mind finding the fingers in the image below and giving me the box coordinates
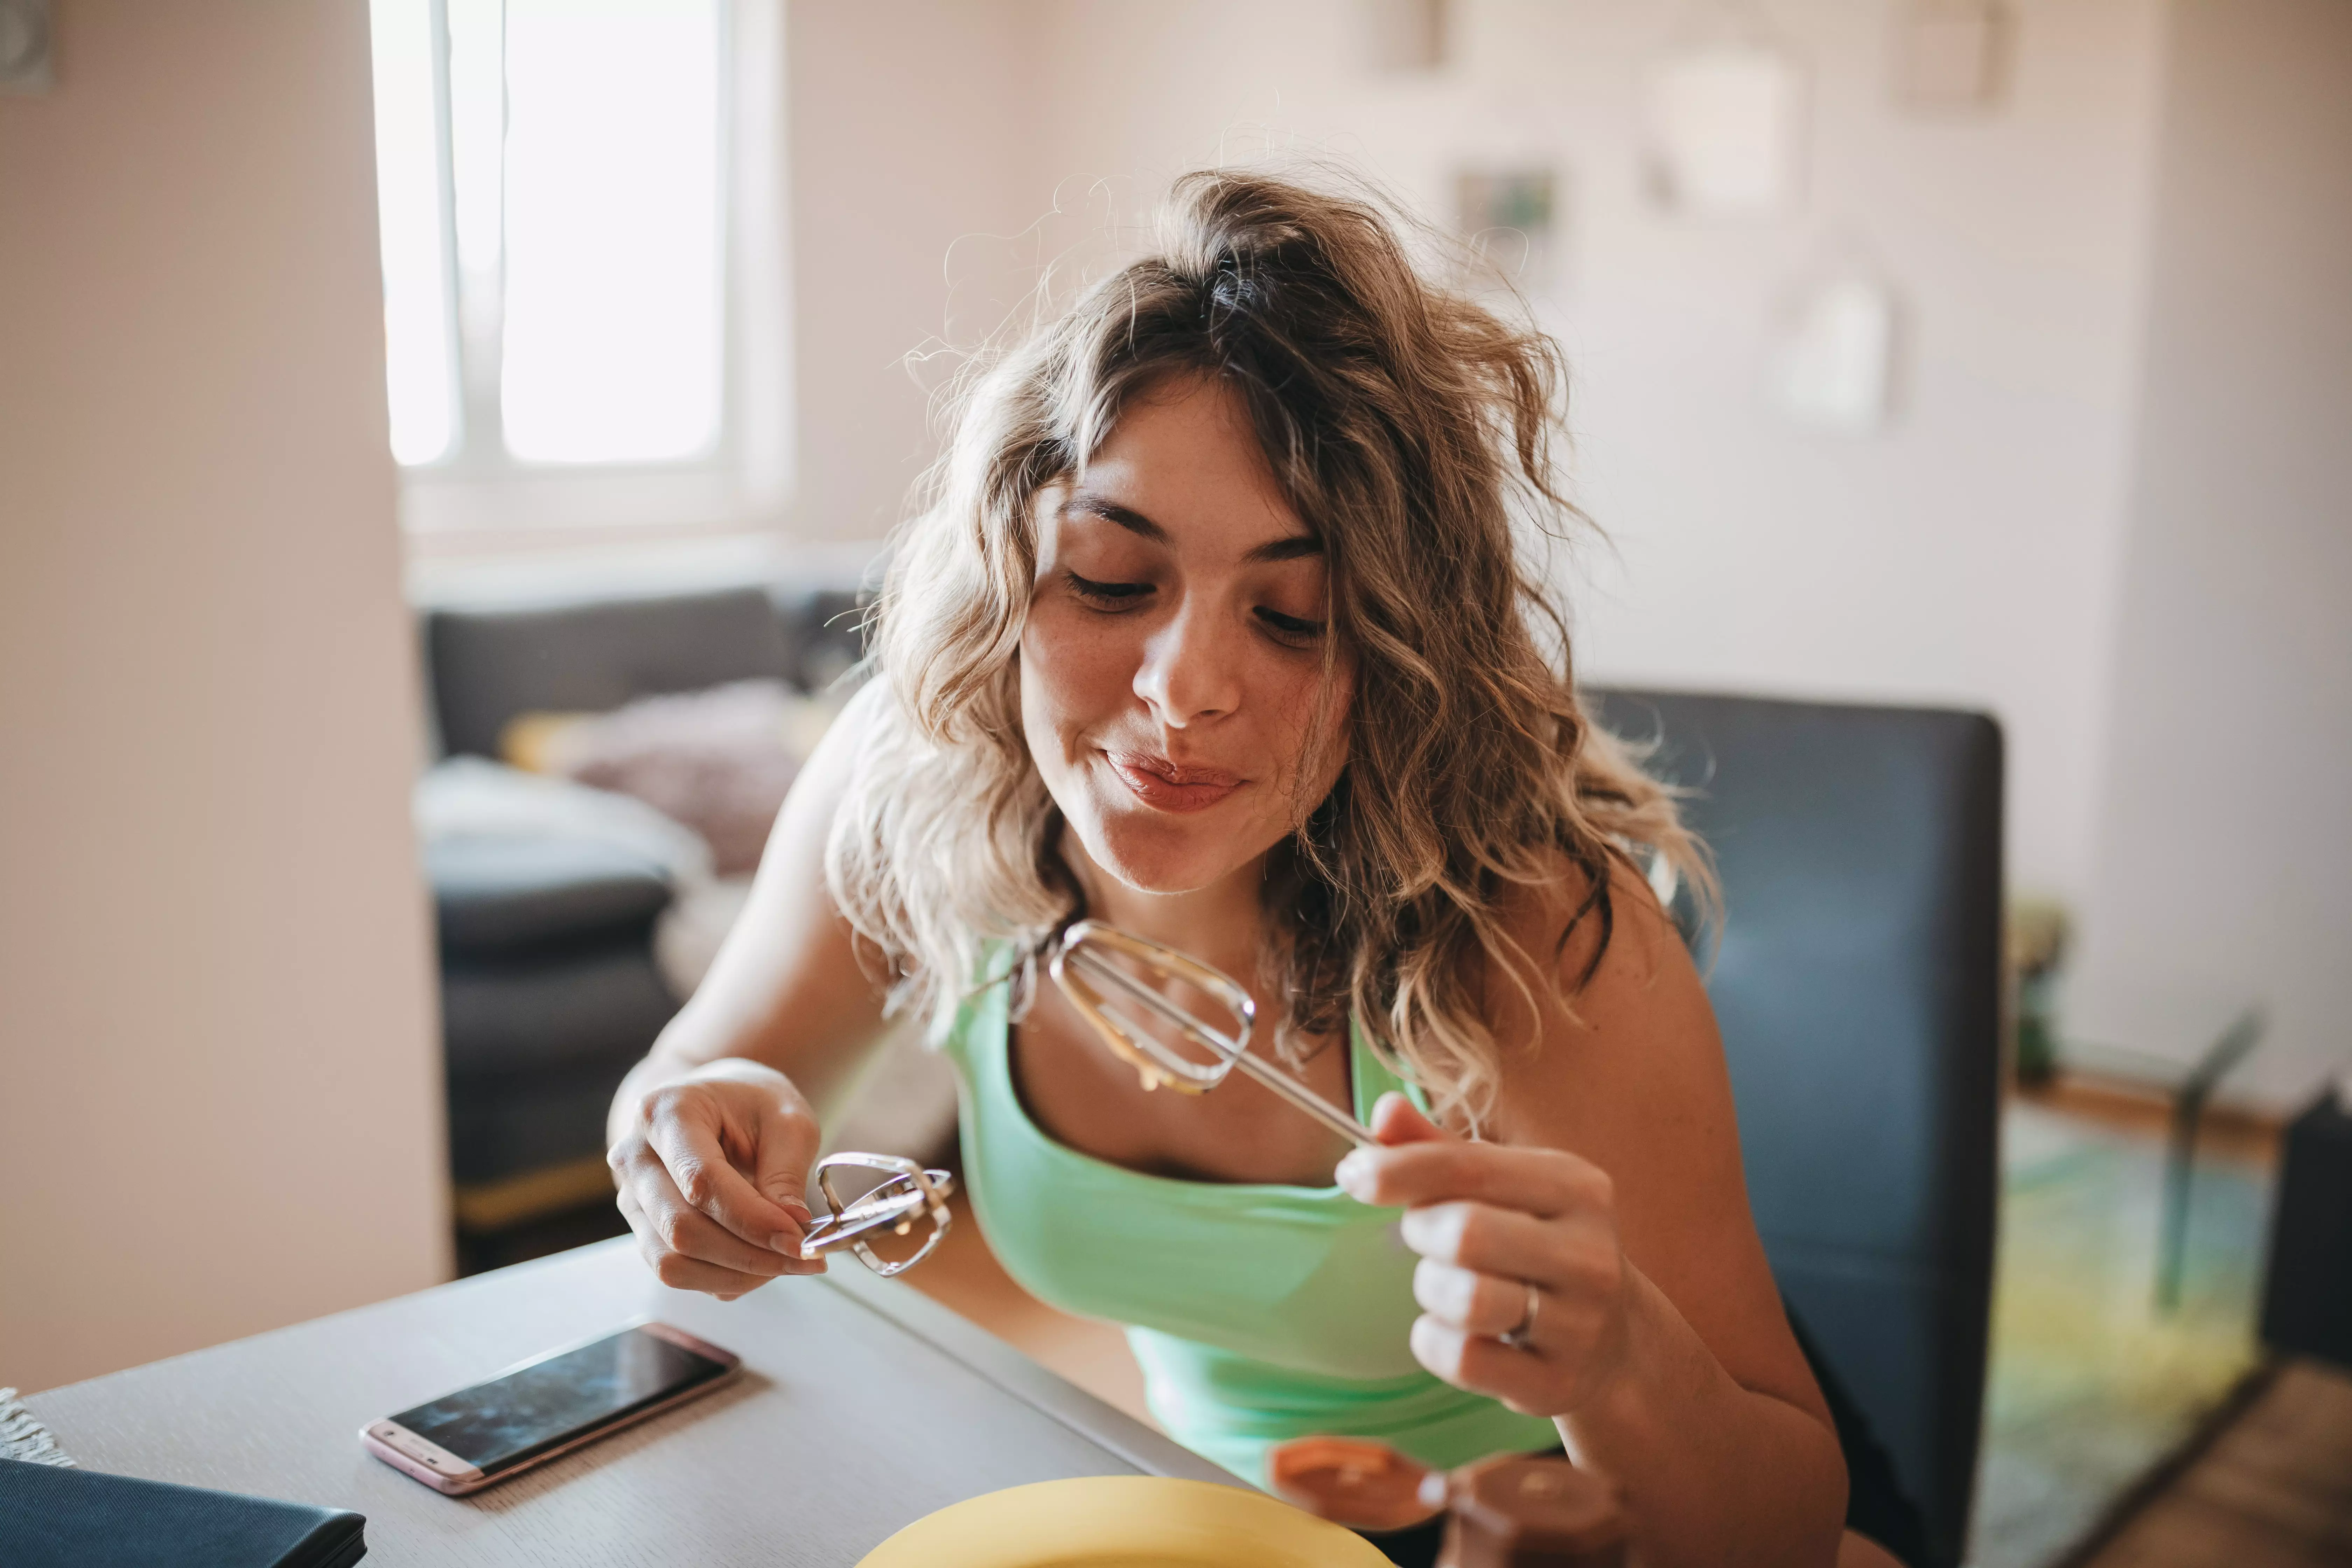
[617,1168,823,1298]
[642,1090,807,1256]
[1361,1121,1632,1421]
[609,1069,835,1301]
[616,1185,771,1299]
[1409,1316,1553,1411]
[1413,1258,1532,1339]
[1339,1135,1609,1217]
[641,1252,768,1301]
[1367,1091,1450,1147]
[1398,1199,1619,1298]
[749,1093,821,1232]
[1408,1256,1632,1419]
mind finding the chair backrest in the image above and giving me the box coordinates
[422,584,865,761]
[1588,688,2003,1568]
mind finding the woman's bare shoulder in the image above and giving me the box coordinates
[1490,846,1694,1015]
[1477,845,1724,1142]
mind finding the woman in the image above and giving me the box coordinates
[607,172,1901,1567]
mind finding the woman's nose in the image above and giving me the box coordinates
[1133,596,1241,726]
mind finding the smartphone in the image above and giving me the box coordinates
[360,1321,739,1495]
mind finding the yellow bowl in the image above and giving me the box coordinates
[855,1475,1392,1567]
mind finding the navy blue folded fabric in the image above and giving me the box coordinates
[0,1459,365,1568]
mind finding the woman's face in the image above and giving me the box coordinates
[1020,376,1350,897]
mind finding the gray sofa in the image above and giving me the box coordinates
[420,583,864,1246]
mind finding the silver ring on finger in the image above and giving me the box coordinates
[1497,1279,1541,1351]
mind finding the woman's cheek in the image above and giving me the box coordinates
[1021,603,1136,750]
[1278,662,1350,806]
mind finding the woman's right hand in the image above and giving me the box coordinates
[608,1056,829,1299]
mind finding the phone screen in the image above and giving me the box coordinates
[388,1326,732,1472]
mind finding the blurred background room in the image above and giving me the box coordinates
[4,2,2349,1563]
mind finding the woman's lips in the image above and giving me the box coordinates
[1104,751,1244,813]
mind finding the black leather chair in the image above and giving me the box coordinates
[1588,689,2003,1568]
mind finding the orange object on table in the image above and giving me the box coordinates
[1268,1434,1445,1533]
[1269,1435,1635,1567]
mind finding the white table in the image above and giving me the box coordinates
[26,1239,1232,1565]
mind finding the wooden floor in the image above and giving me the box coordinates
[2070,1359,2352,1568]
[2015,1071,2283,1164]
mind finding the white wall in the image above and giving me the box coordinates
[1010,0,2169,914]
[2067,0,2352,1105]
[785,0,1051,540]
[771,0,2167,908]
[0,2,449,1392]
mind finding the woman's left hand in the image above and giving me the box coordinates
[1335,1092,1634,1420]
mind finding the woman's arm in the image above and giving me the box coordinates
[1337,865,1847,1568]
[604,678,901,1298]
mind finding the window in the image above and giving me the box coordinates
[369,0,787,541]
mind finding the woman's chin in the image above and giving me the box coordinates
[1072,809,1262,897]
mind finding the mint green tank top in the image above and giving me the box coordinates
[936,972,1559,1486]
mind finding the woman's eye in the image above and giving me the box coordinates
[1255,606,1325,645]
[1064,570,1153,609]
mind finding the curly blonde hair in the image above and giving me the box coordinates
[827,169,1708,1125]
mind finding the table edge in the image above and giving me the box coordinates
[819,1266,1240,1489]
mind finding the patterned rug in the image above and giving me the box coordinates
[1967,1102,2273,1566]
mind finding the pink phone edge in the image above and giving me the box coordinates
[359,1428,477,1494]
[358,1320,742,1497]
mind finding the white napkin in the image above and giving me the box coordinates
[0,1388,73,1466]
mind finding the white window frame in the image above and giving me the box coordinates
[394,0,792,557]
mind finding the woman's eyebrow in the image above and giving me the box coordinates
[1064,491,1322,564]
[1244,534,1323,564]
[1062,491,1168,543]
